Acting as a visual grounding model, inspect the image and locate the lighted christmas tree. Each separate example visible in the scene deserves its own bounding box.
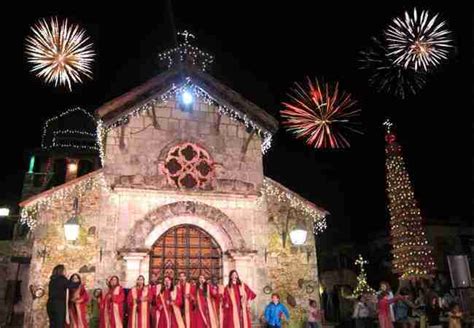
[384,119,435,279]
[352,254,375,298]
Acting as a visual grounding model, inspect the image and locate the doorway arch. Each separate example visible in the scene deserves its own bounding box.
[150,224,223,282]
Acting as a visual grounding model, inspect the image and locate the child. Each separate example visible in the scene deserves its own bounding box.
[448,303,462,328]
[264,293,290,328]
[308,299,323,328]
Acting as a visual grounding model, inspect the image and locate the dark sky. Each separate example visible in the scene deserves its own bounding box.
[0,1,470,245]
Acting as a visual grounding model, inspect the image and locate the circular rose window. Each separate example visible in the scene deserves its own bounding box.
[163,143,214,189]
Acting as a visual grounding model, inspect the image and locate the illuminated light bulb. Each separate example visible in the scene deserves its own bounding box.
[181,90,194,105]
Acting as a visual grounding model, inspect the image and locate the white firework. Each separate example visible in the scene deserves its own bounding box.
[26,17,95,90]
[385,8,453,71]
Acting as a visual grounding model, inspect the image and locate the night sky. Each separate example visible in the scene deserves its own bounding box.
[0,1,470,245]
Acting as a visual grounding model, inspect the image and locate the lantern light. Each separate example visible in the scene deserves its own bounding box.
[290,221,308,245]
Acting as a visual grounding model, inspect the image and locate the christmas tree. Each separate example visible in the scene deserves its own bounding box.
[352,254,375,298]
[384,119,435,279]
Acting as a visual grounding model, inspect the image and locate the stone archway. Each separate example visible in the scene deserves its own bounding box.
[120,201,248,286]
[125,201,246,251]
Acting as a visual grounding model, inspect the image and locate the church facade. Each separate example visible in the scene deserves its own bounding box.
[19,63,328,327]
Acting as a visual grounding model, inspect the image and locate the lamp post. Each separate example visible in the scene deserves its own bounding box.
[282,208,308,247]
[0,207,10,217]
[64,198,80,242]
[289,220,308,246]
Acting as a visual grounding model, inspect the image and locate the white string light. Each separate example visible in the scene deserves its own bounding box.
[158,30,214,72]
[96,119,105,166]
[260,178,327,234]
[20,172,109,229]
[105,78,273,153]
[42,107,99,152]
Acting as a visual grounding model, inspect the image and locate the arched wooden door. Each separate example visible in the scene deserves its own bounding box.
[150,224,223,282]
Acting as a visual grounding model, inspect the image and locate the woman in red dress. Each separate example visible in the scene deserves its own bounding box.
[149,273,161,328]
[156,276,185,328]
[67,273,89,328]
[99,276,125,328]
[223,270,256,328]
[127,275,151,328]
[192,275,219,328]
[377,291,402,328]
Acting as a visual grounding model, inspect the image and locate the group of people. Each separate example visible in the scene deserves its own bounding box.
[351,281,464,328]
[48,264,301,328]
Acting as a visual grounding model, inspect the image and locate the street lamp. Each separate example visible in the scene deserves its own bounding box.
[64,216,80,241]
[289,220,308,245]
[64,198,80,241]
[282,208,308,247]
[0,207,10,217]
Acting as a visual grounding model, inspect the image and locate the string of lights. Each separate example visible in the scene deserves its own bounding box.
[352,254,376,297]
[42,107,99,152]
[260,178,327,234]
[158,30,214,72]
[384,119,435,279]
[20,172,108,229]
[104,78,273,153]
[96,119,106,167]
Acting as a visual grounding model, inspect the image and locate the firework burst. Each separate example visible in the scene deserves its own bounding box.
[359,36,427,99]
[25,17,95,90]
[281,78,361,149]
[385,8,453,71]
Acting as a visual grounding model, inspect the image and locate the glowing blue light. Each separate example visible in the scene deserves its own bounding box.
[181,91,193,105]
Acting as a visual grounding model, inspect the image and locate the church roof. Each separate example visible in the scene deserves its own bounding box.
[19,169,104,207]
[263,177,329,217]
[95,62,279,134]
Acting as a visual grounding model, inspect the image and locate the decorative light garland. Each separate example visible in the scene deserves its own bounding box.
[96,119,105,167]
[20,172,108,229]
[41,107,99,152]
[158,30,214,72]
[352,254,376,298]
[104,78,273,153]
[260,178,327,234]
[384,120,435,279]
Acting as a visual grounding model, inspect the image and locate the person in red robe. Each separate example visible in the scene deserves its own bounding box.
[99,276,125,328]
[191,275,219,328]
[223,270,256,328]
[127,275,151,328]
[66,273,90,328]
[149,273,161,328]
[156,276,185,328]
[208,277,224,328]
[377,292,402,328]
[176,272,193,328]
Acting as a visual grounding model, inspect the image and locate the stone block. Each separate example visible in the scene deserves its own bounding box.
[156,107,171,118]
[168,119,179,131]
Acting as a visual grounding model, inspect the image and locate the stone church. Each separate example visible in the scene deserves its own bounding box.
[16,46,328,327]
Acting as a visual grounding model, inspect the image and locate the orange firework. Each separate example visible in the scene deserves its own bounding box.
[281,78,361,149]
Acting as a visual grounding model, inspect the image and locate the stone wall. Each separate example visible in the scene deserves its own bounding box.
[103,99,263,194]
[94,188,273,320]
[264,222,320,327]
[24,187,101,328]
[261,186,322,327]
